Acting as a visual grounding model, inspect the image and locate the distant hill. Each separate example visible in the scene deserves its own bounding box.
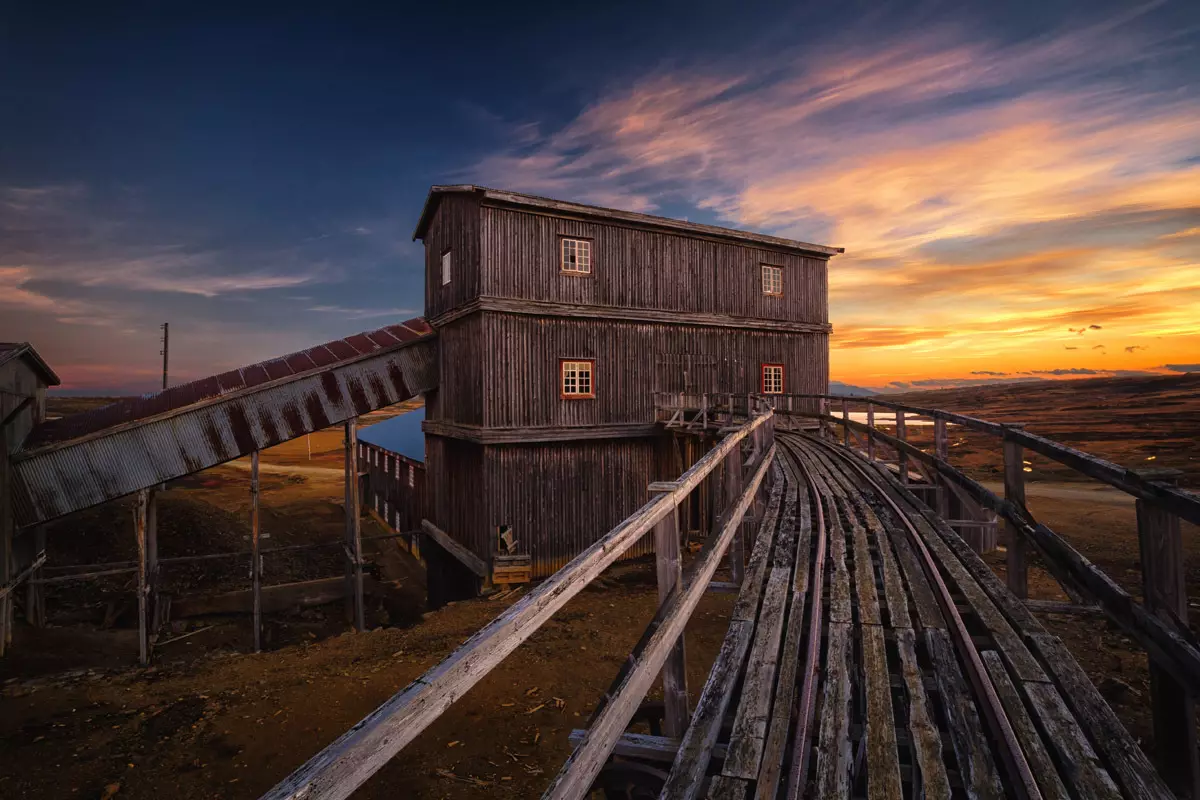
[829,381,877,397]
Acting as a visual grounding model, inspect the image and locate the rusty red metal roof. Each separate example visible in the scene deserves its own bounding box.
[23,318,432,450]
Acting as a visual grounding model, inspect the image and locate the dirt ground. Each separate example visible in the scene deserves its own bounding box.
[2,386,1198,797]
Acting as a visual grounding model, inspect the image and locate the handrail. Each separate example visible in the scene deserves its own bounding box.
[261,410,773,800]
[765,393,1200,527]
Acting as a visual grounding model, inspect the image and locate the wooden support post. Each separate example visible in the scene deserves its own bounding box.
[866,401,875,462]
[653,504,689,738]
[134,489,150,665]
[934,417,950,520]
[344,419,365,632]
[251,451,262,652]
[725,443,745,584]
[146,489,159,647]
[841,397,849,447]
[26,524,46,628]
[895,409,908,485]
[1136,468,1199,799]
[1002,426,1028,599]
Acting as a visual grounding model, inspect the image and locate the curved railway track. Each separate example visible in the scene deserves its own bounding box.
[776,432,1040,800]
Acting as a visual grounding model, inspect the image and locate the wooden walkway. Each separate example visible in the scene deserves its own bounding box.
[653,431,1171,800]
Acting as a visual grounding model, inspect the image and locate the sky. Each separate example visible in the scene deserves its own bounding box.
[2,1,1199,394]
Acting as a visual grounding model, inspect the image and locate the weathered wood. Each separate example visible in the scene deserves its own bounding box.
[722,568,789,779]
[731,464,784,622]
[1136,468,1199,799]
[814,622,853,799]
[980,651,1072,800]
[135,489,149,665]
[840,397,849,447]
[895,409,908,485]
[146,488,159,646]
[925,629,1004,800]
[564,730,728,763]
[26,524,46,628]
[263,414,771,800]
[726,445,746,584]
[934,416,950,519]
[420,520,489,579]
[0,425,10,656]
[662,620,755,800]
[862,624,902,800]
[866,401,875,462]
[1021,679,1120,800]
[707,776,747,800]
[343,420,364,630]
[895,630,949,799]
[891,529,945,629]
[1023,599,1104,616]
[251,451,262,652]
[172,576,380,617]
[1003,430,1028,598]
[1028,632,1174,800]
[544,446,775,800]
[654,505,688,739]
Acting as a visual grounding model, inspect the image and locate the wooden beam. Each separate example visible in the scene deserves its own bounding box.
[866,401,875,462]
[895,410,908,485]
[146,488,159,647]
[1003,428,1028,599]
[0,425,11,657]
[344,420,364,632]
[261,412,773,800]
[1023,599,1103,616]
[840,397,849,448]
[653,506,689,739]
[934,417,950,519]
[134,489,149,665]
[251,451,262,652]
[564,730,728,763]
[725,444,745,584]
[421,520,488,579]
[1136,468,1200,799]
[543,446,775,800]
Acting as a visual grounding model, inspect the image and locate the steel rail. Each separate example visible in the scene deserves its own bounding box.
[777,436,828,800]
[784,432,1042,800]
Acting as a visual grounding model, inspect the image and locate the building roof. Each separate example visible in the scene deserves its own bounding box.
[22,318,433,450]
[0,342,61,386]
[412,185,845,258]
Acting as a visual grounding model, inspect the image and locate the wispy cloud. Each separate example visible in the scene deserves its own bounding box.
[307,305,419,319]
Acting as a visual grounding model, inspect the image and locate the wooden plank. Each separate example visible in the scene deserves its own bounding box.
[1027,634,1174,800]
[1024,599,1104,616]
[809,446,880,626]
[814,621,853,799]
[1136,469,1200,799]
[895,410,908,484]
[730,464,784,622]
[895,630,949,800]
[726,445,746,584]
[544,447,775,800]
[661,620,754,799]
[862,625,902,800]
[1020,679,1121,800]
[654,506,688,739]
[707,775,747,800]
[722,568,789,778]
[420,519,489,579]
[925,629,1004,800]
[979,651,1072,800]
[891,530,946,630]
[264,415,772,800]
[251,451,262,652]
[1003,432,1028,598]
[565,730,727,763]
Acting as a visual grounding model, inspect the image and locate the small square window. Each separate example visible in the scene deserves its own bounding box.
[441,250,452,285]
[762,364,784,394]
[762,265,783,296]
[561,238,592,274]
[561,359,595,398]
[407,465,415,488]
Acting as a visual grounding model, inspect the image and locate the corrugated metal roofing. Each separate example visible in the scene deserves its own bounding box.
[11,319,437,527]
[0,341,61,386]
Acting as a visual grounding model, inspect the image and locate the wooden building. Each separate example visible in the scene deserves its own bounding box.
[1,342,59,451]
[413,186,841,576]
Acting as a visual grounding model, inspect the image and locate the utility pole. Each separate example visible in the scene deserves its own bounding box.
[160,323,169,390]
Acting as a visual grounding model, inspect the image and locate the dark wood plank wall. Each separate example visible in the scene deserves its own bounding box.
[424,193,482,320]
[427,312,483,426]
[479,205,828,323]
[423,435,485,558]
[359,441,427,534]
[482,312,827,428]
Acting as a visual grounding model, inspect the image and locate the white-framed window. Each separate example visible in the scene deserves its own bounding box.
[761,364,784,394]
[441,249,452,285]
[407,465,415,488]
[761,264,783,296]
[561,359,595,398]
[561,237,592,274]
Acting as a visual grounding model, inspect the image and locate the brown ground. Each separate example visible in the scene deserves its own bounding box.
[2,383,1197,798]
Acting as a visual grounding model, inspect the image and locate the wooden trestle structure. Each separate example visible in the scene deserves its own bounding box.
[263,393,1200,800]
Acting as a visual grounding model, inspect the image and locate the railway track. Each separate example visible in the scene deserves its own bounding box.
[778,432,1041,799]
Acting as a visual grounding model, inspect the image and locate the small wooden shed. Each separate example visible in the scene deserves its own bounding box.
[0,342,60,451]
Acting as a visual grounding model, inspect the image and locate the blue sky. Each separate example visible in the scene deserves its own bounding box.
[3,1,1199,392]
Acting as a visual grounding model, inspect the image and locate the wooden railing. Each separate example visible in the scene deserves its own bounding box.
[262,410,776,800]
[773,392,1200,796]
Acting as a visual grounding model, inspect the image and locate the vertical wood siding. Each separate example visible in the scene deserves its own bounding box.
[424,193,481,320]
[358,441,426,534]
[483,312,827,428]
[479,206,828,323]
[428,314,483,426]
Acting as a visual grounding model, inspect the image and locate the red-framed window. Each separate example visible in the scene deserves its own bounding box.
[560,359,595,398]
[761,363,784,394]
